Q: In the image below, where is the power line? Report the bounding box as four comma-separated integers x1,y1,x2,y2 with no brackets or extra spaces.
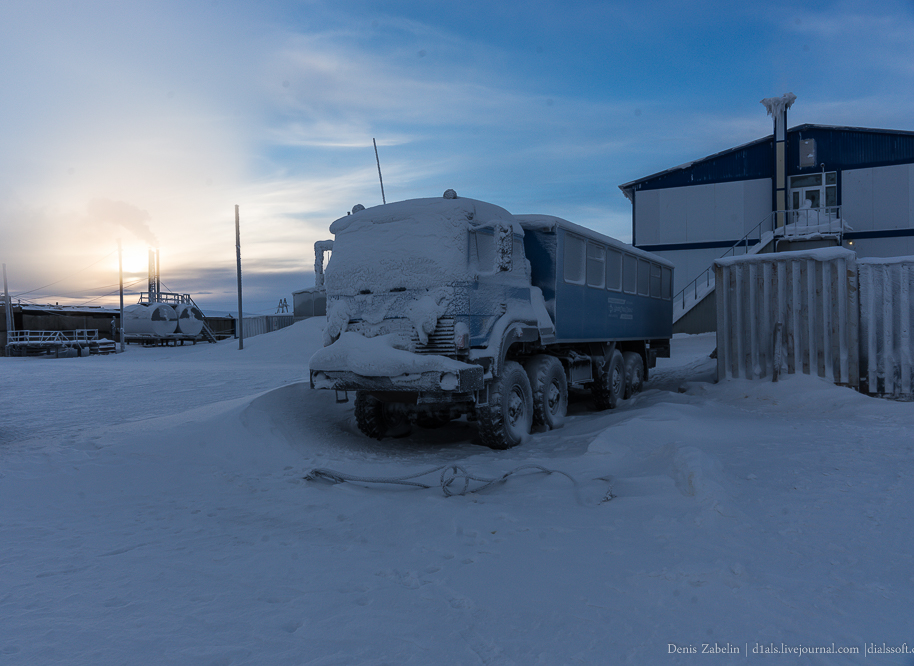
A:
12,250,118,298
78,278,146,306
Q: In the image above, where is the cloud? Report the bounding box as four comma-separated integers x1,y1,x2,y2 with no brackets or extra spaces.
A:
86,198,158,247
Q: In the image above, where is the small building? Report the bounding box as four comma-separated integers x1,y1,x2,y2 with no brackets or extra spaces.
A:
620,98,914,306
292,286,326,321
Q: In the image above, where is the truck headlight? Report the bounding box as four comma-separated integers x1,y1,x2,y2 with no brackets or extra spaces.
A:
454,322,470,350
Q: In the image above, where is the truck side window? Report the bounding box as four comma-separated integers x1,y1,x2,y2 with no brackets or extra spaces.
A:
650,263,662,298
623,254,637,294
474,229,495,272
638,259,650,296
606,249,622,291
661,266,672,300
586,243,605,288
563,234,586,284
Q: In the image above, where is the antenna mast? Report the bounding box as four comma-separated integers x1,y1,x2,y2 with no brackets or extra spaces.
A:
373,138,386,204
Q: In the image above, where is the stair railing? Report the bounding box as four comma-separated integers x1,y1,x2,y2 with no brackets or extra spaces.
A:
672,205,843,312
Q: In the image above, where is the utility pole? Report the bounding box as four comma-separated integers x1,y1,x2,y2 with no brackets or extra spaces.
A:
117,240,125,352
373,138,386,204
3,263,14,357
235,204,244,350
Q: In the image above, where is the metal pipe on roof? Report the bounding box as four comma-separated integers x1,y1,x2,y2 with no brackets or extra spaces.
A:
761,93,797,231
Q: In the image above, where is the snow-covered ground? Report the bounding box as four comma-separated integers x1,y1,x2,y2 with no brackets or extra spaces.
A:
2,321,913,664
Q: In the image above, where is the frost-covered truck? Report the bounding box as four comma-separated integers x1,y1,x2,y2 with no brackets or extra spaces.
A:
309,191,673,448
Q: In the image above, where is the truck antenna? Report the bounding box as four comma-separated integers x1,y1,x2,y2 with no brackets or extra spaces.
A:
373,138,387,204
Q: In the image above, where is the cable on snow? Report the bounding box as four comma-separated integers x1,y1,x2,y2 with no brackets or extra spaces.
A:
304,463,577,497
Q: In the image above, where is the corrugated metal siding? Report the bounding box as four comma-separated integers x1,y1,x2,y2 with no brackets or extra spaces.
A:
858,258,914,398
791,127,914,173
625,125,914,195
715,249,858,385
293,287,326,320
242,315,295,339
631,140,772,192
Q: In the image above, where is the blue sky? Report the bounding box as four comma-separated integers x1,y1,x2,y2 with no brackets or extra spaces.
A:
2,0,913,314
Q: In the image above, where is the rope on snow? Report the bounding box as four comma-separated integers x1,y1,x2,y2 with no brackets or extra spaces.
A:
304,463,576,497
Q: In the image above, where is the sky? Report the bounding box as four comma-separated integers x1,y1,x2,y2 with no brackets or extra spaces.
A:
2,0,913,315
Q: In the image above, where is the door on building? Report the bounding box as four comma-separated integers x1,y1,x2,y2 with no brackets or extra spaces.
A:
788,172,837,227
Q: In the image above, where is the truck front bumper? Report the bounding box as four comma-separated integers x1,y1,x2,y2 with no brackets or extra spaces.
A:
310,365,484,393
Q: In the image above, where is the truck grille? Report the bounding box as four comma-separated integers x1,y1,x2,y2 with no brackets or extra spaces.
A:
413,318,456,355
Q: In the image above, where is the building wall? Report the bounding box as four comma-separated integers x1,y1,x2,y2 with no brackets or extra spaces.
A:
635,178,771,293
646,246,740,295
841,163,914,232
635,178,771,246
847,236,914,260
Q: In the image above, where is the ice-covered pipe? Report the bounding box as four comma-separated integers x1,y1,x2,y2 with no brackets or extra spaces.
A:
761,93,797,229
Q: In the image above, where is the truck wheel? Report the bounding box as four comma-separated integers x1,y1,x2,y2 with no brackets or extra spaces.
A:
477,361,533,449
354,392,410,439
622,351,644,399
592,349,625,410
525,355,567,430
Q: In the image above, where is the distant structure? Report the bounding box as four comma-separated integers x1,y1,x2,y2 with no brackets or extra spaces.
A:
293,239,331,320
620,94,914,332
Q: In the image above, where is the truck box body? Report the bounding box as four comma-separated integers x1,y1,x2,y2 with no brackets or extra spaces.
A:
519,215,674,342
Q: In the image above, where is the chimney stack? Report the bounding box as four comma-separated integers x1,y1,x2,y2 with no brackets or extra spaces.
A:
761,92,797,229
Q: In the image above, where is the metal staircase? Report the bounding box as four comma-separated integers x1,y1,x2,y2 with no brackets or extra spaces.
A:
671,207,844,334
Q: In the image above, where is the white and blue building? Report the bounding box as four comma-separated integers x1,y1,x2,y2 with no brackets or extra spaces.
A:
620,100,914,314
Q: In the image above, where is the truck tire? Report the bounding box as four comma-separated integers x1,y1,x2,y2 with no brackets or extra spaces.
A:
622,351,644,399
477,361,533,449
592,349,625,410
354,392,410,439
525,355,567,430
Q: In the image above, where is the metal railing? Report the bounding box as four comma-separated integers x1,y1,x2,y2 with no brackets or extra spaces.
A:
773,205,843,240
139,291,193,305
673,206,843,313
8,329,100,346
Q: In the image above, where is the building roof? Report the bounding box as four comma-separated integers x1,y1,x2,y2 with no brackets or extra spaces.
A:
619,124,914,201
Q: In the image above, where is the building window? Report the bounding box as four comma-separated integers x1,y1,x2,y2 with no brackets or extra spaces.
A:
789,171,838,213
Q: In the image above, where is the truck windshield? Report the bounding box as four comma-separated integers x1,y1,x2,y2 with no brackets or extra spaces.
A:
325,215,473,295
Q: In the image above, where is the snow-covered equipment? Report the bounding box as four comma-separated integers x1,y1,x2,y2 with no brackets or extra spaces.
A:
309,192,674,448
123,303,178,337
173,303,205,337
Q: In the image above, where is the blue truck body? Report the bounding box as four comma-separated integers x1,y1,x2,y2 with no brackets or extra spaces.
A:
519,215,674,342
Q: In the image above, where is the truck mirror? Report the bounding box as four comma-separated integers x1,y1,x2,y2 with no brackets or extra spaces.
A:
496,224,513,272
